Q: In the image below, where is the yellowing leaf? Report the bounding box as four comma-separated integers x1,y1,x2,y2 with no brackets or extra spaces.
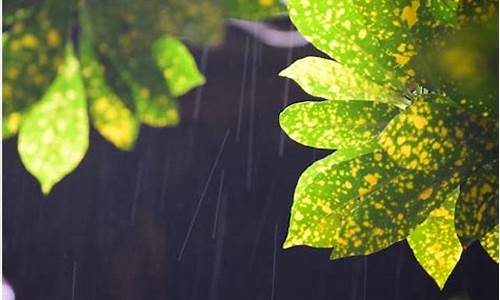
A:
480,225,499,263
17,46,89,194
279,100,398,150
408,188,462,289
279,57,407,108
153,36,205,98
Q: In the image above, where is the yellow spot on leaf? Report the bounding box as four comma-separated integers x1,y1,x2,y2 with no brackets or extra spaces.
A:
419,187,433,200
364,174,378,186
401,0,420,28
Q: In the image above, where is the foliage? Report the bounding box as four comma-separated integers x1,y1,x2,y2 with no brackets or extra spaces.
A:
279,0,498,289
3,0,285,194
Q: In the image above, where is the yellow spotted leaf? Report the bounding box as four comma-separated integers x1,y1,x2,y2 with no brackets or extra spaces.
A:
408,188,462,289
279,57,407,108
279,100,398,150
285,0,454,90
455,160,499,247
17,46,89,195
331,164,464,259
480,224,499,263
378,95,471,172
284,142,405,248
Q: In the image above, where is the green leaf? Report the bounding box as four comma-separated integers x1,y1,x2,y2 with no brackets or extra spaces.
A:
330,160,464,258
17,46,89,195
407,188,462,289
455,160,499,247
279,57,407,108
79,5,139,150
378,95,470,172
283,141,385,248
152,36,205,98
3,0,72,138
480,224,499,263
279,100,398,150
222,0,286,20
133,88,180,127
285,0,450,90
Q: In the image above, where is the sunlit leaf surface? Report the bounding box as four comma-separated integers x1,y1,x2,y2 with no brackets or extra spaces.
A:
18,46,89,194
330,160,463,258
279,100,398,150
480,225,499,263
379,95,471,172
408,189,462,289
284,141,384,248
153,36,206,98
281,0,498,286
3,1,71,138
455,161,499,247
279,57,406,107
285,0,449,90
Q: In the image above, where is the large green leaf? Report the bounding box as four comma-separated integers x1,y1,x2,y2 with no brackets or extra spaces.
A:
378,95,473,172
279,100,398,150
17,46,89,194
152,36,206,98
79,5,139,150
279,57,407,108
283,141,388,248
408,188,462,289
3,0,72,138
455,160,499,247
330,159,463,258
480,224,499,263
285,0,452,90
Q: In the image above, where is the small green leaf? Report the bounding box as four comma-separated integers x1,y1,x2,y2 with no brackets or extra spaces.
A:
133,88,180,127
17,46,89,194
284,142,404,248
279,57,406,107
378,95,469,172
279,100,398,150
480,225,499,263
455,160,499,247
152,36,205,98
408,188,462,289
79,6,139,150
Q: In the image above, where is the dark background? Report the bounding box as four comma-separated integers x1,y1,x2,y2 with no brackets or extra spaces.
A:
3,20,499,300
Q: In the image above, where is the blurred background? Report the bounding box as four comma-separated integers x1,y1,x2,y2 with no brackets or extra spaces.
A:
3,18,499,300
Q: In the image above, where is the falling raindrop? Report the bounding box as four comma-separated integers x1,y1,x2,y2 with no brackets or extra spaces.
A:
177,129,231,261
212,169,225,239
236,36,251,142
193,47,210,120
